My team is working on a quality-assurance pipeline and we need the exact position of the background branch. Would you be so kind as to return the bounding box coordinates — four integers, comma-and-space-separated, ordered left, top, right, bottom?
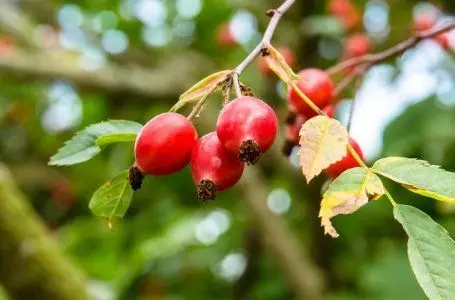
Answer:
0, 50, 212, 97
0, 164, 87, 300
327, 21, 455, 75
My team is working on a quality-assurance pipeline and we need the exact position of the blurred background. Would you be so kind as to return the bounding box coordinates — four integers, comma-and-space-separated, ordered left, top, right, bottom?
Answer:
0, 0, 455, 299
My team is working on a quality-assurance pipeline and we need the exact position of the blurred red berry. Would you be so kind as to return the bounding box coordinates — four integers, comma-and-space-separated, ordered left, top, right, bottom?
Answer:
344, 33, 371, 57
325, 138, 364, 178
287, 69, 334, 118
217, 23, 236, 47
259, 46, 296, 75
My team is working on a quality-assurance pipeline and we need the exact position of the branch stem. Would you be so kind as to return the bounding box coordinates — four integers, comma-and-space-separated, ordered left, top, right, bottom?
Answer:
327, 21, 455, 75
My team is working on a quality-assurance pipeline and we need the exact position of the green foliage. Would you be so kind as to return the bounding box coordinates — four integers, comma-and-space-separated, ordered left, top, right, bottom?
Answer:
95, 133, 138, 147
88, 170, 133, 219
49, 120, 142, 166
373, 157, 455, 203
394, 205, 455, 299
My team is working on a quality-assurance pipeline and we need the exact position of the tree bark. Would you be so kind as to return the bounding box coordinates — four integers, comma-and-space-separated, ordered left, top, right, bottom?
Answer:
0, 164, 88, 300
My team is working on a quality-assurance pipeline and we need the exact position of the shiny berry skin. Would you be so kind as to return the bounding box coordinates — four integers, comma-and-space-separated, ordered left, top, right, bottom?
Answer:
287, 69, 334, 118
325, 138, 363, 178
217, 23, 236, 47
216, 96, 278, 165
323, 104, 335, 118
259, 46, 296, 75
134, 112, 198, 176
344, 33, 371, 57
190, 132, 244, 201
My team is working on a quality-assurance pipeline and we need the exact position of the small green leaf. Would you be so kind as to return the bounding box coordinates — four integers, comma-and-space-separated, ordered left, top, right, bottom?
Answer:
394, 204, 455, 299
320, 168, 384, 237
49, 120, 142, 166
372, 157, 455, 203
95, 133, 137, 147
89, 170, 133, 219
171, 70, 231, 112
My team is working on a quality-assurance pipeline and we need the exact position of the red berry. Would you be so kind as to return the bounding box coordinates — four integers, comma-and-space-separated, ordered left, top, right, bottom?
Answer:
190, 132, 244, 201
435, 32, 450, 49
216, 96, 278, 165
344, 33, 371, 58
217, 23, 236, 47
328, 0, 360, 30
412, 13, 437, 32
325, 138, 363, 178
287, 69, 334, 118
134, 112, 198, 176
323, 104, 335, 118
259, 46, 296, 75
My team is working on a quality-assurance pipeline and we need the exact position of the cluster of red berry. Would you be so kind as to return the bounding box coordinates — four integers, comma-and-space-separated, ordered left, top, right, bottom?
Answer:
132, 96, 278, 201
284, 68, 364, 179
413, 10, 450, 49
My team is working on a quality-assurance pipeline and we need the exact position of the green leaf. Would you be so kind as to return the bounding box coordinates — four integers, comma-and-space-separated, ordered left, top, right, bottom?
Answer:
394, 204, 455, 299
299, 115, 349, 183
49, 120, 142, 166
320, 168, 384, 238
95, 133, 137, 147
372, 157, 455, 203
171, 70, 231, 112
89, 170, 133, 219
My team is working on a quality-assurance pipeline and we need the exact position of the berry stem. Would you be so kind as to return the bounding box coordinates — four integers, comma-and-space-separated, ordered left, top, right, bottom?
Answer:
287, 81, 326, 116
384, 188, 397, 207
327, 21, 455, 75
186, 82, 220, 121
232, 0, 296, 75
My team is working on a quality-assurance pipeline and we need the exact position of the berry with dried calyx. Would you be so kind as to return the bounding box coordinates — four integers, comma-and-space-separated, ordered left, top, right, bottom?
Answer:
190, 132, 244, 201
216, 96, 278, 165
132, 112, 198, 190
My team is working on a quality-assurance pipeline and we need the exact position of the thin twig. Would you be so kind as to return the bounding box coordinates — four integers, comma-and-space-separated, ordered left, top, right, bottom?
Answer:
187, 83, 219, 121
192, 0, 296, 118
233, 0, 296, 76
333, 63, 370, 98
327, 21, 455, 75
347, 75, 364, 133
232, 72, 242, 98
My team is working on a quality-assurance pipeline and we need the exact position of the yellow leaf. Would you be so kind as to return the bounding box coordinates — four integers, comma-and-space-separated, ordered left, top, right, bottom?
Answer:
299, 116, 349, 183
171, 70, 231, 112
319, 168, 385, 238
263, 44, 299, 83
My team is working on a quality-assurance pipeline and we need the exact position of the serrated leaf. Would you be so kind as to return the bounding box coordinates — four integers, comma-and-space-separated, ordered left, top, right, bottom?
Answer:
49, 120, 142, 166
89, 170, 133, 219
299, 115, 349, 182
394, 204, 455, 299
372, 157, 455, 203
95, 133, 137, 147
264, 44, 299, 83
171, 70, 231, 112
320, 168, 384, 238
